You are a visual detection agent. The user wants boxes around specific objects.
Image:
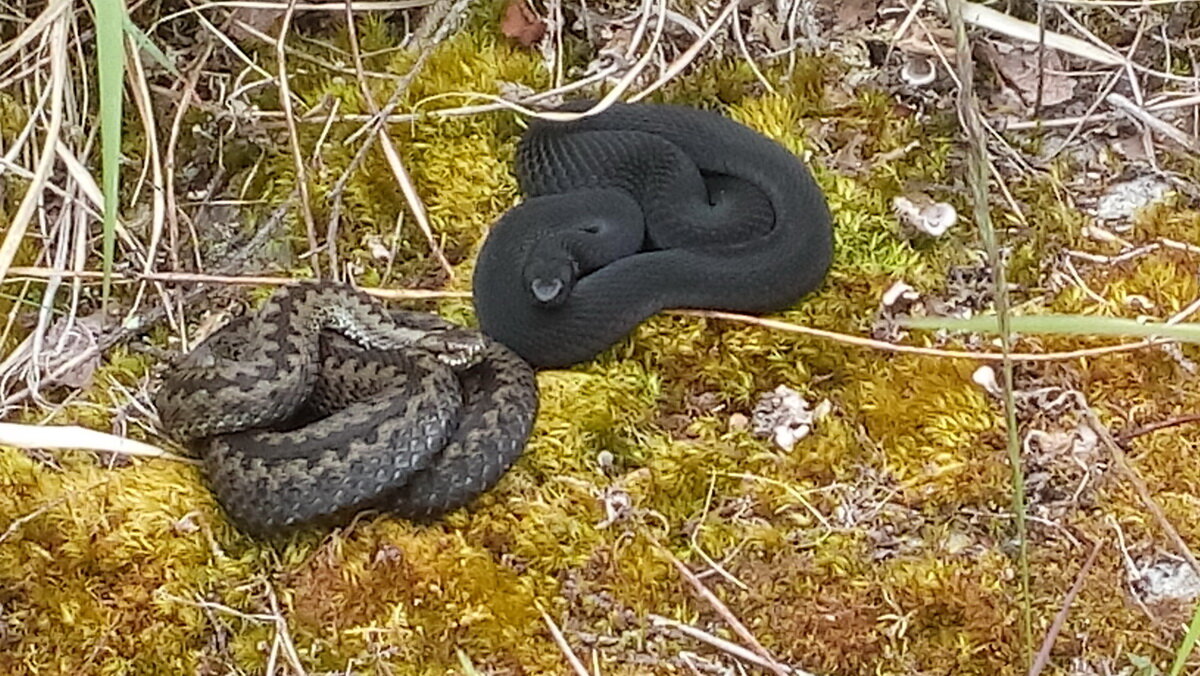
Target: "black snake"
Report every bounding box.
[472,100,835,368]
[156,101,833,535]
[155,281,538,537]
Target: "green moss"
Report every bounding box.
[5,7,1200,675]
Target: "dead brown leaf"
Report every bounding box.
[500,0,546,48]
[989,42,1077,108]
[835,0,877,31]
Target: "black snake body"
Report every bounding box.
[155,282,538,536]
[472,100,835,368]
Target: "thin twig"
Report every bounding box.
[1116,413,1200,444]
[1086,409,1200,577]
[1108,92,1200,153]
[275,0,322,276]
[650,535,789,676]
[650,614,816,675]
[537,604,592,676]
[674,309,1160,362]
[1027,540,1103,676]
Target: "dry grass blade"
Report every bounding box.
[0,0,70,67]
[651,536,790,676]
[942,0,1124,66]
[0,17,67,284]
[537,604,592,676]
[946,0,1032,664]
[0,422,192,462]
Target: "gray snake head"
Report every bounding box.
[415,329,488,369]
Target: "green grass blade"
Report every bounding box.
[902,314,1200,343]
[1169,601,1200,675]
[122,14,180,78]
[93,0,126,312]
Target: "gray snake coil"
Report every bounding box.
[155,281,538,536]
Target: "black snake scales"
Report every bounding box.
[472,100,835,368]
[155,101,833,535]
[155,281,538,537]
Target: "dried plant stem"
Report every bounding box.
[1086,410,1200,577]
[339,0,458,280]
[537,605,592,676]
[674,309,1160,363]
[650,536,790,676]
[1028,540,1102,676]
[275,0,322,276]
[1108,92,1200,152]
[946,0,1032,665]
[0,17,66,284]
[0,268,1173,362]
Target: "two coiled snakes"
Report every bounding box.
[156,101,833,535]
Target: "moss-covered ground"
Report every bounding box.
[2,2,1200,674]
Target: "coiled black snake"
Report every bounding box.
[472,100,835,368]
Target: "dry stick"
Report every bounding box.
[674,309,1160,362]
[649,614,813,675]
[650,535,790,676]
[1027,540,1103,676]
[163,43,216,274]
[1108,92,1200,153]
[324,107,395,276]
[1116,413,1200,444]
[537,605,593,676]
[1086,409,1200,577]
[2,267,467,299]
[275,0,322,277]
[0,268,1174,361]
[0,17,66,284]
[341,2,456,281]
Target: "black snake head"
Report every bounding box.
[523,254,577,308]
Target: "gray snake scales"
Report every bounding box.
[155,101,832,535]
[155,281,538,537]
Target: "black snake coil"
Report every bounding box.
[472,100,835,368]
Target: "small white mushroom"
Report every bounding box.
[971,365,1002,397]
[894,194,958,238]
[900,54,937,87]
